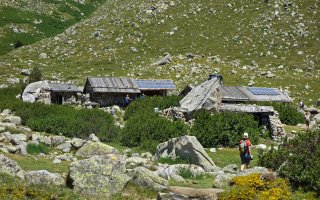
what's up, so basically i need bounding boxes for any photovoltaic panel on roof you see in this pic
[135,80,175,89]
[247,87,279,96]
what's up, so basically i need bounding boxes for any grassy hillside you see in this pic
[0,0,106,55]
[0,0,319,104]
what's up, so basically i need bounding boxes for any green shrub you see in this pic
[258,129,320,195]
[256,102,304,125]
[120,110,188,153]
[0,87,119,142]
[26,143,49,155]
[190,110,260,147]
[28,66,42,83]
[124,95,182,120]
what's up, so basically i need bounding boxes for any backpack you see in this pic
[239,140,248,154]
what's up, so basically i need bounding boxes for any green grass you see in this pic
[0,1,106,55]
[283,125,304,133]
[3,153,69,174]
[26,143,50,155]
[169,174,215,189]
[207,148,259,168]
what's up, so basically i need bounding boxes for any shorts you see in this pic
[241,155,251,165]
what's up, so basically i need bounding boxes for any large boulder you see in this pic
[3,116,22,125]
[0,154,24,179]
[22,81,50,103]
[154,136,217,172]
[51,136,66,146]
[75,141,118,157]
[68,155,130,196]
[25,170,64,186]
[129,167,168,191]
[158,186,225,200]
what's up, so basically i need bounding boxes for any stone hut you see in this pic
[83,77,140,107]
[47,83,82,104]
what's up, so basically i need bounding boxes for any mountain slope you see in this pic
[0,0,319,103]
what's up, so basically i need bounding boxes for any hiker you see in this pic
[239,132,252,171]
[305,111,311,129]
[124,94,132,106]
[298,99,304,109]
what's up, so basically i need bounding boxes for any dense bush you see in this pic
[190,110,260,147]
[121,95,186,153]
[258,129,320,195]
[0,87,118,142]
[256,102,304,125]
[124,95,181,120]
[29,66,42,83]
[27,143,49,155]
[120,111,187,153]
[219,173,312,200]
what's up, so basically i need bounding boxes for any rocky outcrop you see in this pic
[154,136,217,172]
[129,167,168,191]
[179,77,221,113]
[0,154,24,179]
[75,141,119,157]
[25,170,64,186]
[68,155,130,196]
[213,167,272,188]
[158,186,224,200]
[22,81,50,103]
[157,164,205,180]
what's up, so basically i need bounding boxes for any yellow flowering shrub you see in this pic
[219,173,293,200]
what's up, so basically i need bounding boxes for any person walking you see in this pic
[305,111,311,129]
[239,132,252,171]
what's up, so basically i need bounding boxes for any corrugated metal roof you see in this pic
[48,83,81,92]
[135,79,176,90]
[87,77,141,93]
[221,86,292,103]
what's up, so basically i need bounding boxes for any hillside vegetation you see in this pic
[0,0,106,55]
[0,0,319,103]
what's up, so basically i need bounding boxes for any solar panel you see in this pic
[135,80,175,89]
[247,87,279,96]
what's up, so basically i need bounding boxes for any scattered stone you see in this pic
[157,164,205,180]
[210,148,216,153]
[88,133,100,142]
[155,53,172,66]
[129,167,168,191]
[68,155,130,196]
[53,158,62,164]
[126,157,149,169]
[21,69,30,76]
[51,136,66,146]
[39,53,48,59]
[155,136,217,172]
[75,141,118,157]
[0,154,24,179]
[3,116,22,125]
[71,138,85,148]
[158,186,224,200]
[56,142,72,150]
[213,173,236,188]
[223,164,238,174]
[39,136,51,146]
[141,152,153,160]
[6,78,20,85]
[25,170,64,186]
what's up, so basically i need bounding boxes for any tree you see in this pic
[29,66,42,83]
